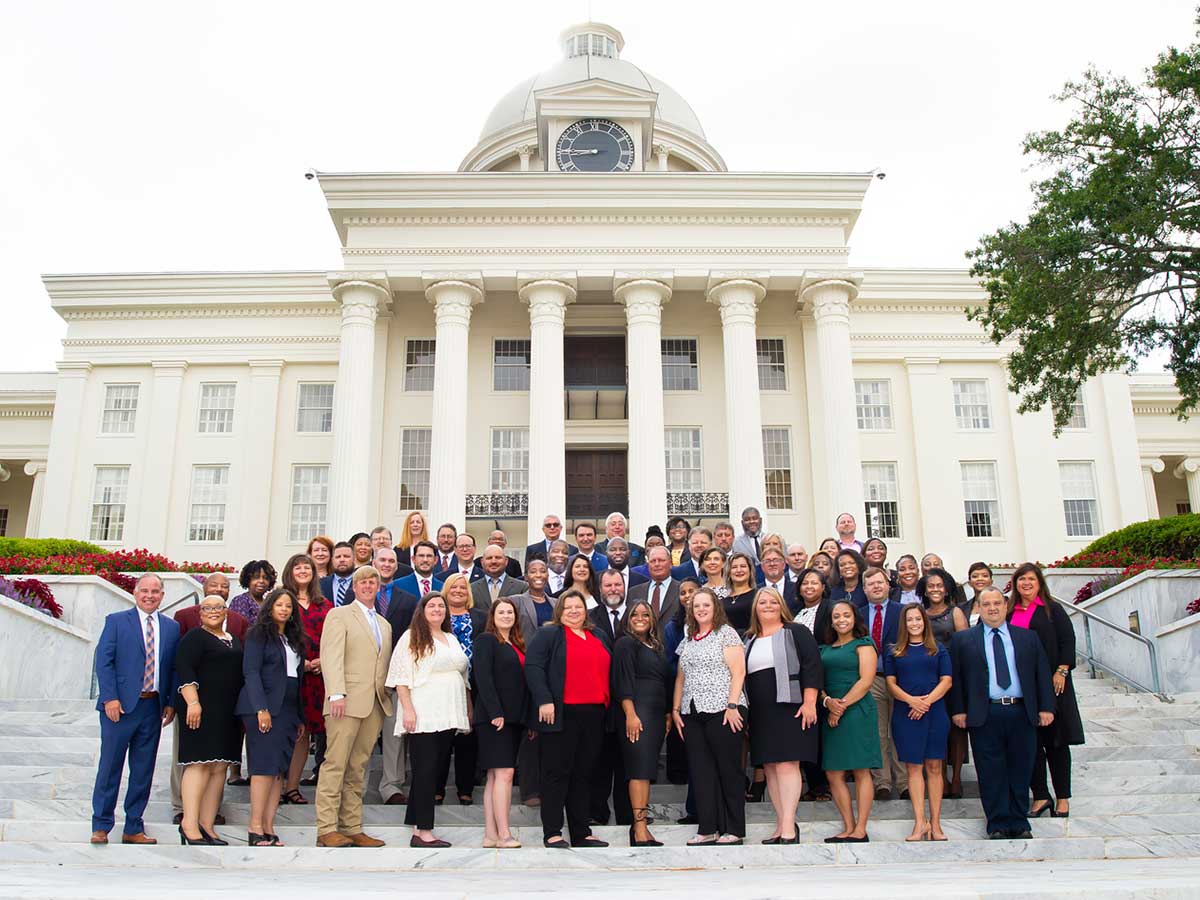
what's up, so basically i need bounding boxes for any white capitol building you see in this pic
[2,21,1198,567]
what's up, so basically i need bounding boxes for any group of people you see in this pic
[89,507,1085,849]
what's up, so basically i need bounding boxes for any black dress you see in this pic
[174,629,244,766]
[723,590,755,636]
[744,624,822,766]
[472,633,528,770]
[611,636,670,780]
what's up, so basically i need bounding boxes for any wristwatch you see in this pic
[726,703,739,710]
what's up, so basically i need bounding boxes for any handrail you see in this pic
[161,589,200,614]
[1060,597,1173,702]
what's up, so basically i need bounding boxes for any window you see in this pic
[1065,386,1088,429]
[855,380,893,430]
[756,338,787,390]
[197,383,236,434]
[1177,501,1192,516]
[862,463,901,539]
[296,383,334,433]
[100,384,139,434]
[399,428,433,509]
[90,466,130,542]
[1060,462,1100,537]
[493,339,531,391]
[491,428,529,493]
[404,339,436,391]
[953,380,992,429]
[961,462,1001,538]
[664,428,703,491]
[762,427,793,509]
[662,338,698,391]
[188,465,229,542]
[288,465,329,542]
[0,508,7,537]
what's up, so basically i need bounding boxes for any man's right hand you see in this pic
[951,714,967,729]
[330,698,347,719]
[104,700,123,723]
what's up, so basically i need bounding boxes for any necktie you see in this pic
[142,614,156,692]
[489,579,501,602]
[442,554,451,571]
[611,609,620,633]
[871,604,883,655]
[421,578,431,595]
[651,581,662,617]
[753,535,761,559]
[376,589,390,618]
[367,608,382,650]
[336,578,349,606]
[992,628,1012,689]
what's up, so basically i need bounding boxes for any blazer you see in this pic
[395,571,444,599]
[470,574,528,615]
[524,624,613,732]
[1009,601,1085,745]
[574,550,610,573]
[857,598,902,654]
[94,608,181,717]
[589,603,627,643]
[948,623,1055,728]
[319,602,394,719]
[626,578,681,627]
[523,540,577,570]
[174,604,249,640]
[757,576,798,611]
[510,590,555,647]
[234,632,304,717]
[596,539,646,569]
[439,562,485,582]
[743,622,823,705]
[476,555,522,579]
[471,632,528,727]
[382,587,421,649]
[670,559,704,583]
[320,573,357,606]
[796,598,834,646]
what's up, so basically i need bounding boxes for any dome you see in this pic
[478,23,707,142]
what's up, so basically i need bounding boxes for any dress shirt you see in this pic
[865,601,887,673]
[984,622,1023,700]
[548,570,566,594]
[331,573,354,606]
[486,574,507,597]
[603,602,626,633]
[282,638,301,677]
[610,566,630,593]
[786,569,800,584]
[415,573,436,595]
[138,609,160,691]
[439,553,455,572]
[764,578,787,597]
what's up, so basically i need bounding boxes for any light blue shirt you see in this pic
[983,623,1023,700]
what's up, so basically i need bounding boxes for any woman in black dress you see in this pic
[722,552,757,635]
[613,599,670,847]
[234,588,305,847]
[175,596,244,845]
[473,597,528,849]
[743,587,821,844]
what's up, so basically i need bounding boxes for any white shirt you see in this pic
[548,571,566,593]
[747,635,775,674]
[601,601,626,632]
[764,578,786,596]
[282,638,301,677]
[138,610,160,690]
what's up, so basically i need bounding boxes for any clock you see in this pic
[555,118,635,172]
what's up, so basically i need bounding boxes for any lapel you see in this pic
[348,602,377,653]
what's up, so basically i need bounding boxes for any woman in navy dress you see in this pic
[884,603,952,842]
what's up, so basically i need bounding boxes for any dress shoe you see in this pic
[576,836,609,848]
[121,833,157,845]
[410,835,450,848]
[988,831,1007,840]
[346,832,385,848]
[214,814,226,826]
[172,813,183,825]
[299,774,318,786]
[874,786,893,802]
[90,831,109,845]
[316,832,353,848]
[1029,802,1051,818]
[899,789,911,800]
[200,826,228,846]
[1010,830,1033,839]
[179,826,207,846]
[842,834,869,843]
[543,837,571,849]
[458,794,474,806]
[385,792,408,805]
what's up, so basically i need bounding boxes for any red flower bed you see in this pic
[0,549,234,594]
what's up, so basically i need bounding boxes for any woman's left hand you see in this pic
[797,701,818,730]
[491,716,505,732]
[1053,672,1066,696]
[722,707,743,733]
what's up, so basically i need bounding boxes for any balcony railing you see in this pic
[666,492,730,517]
[564,385,627,420]
[465,493,528,518]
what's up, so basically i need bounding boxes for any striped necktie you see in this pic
[336,578,349,606]
[142,614,156,692]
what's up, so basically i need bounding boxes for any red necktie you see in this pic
[651,582,662,617]
[871,604,883,654]
[421,578,430,595]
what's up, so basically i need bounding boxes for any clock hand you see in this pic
[562,148,600,155]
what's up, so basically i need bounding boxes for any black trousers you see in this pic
[968,703,1037,835]
[1031,728,1072,801]
[683,707,746,837]
[539,704,605,843]
[406,730,454,830]
[517,730,541,800]
[589,730,633,825]
[665,726,689,784]
[435,730,479,798]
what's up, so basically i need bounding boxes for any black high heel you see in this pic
[247,832,270,846]
[1051,808,1070,818]
[199,826,227,846]
[178,825,207,846]
[1029,802,1051,818]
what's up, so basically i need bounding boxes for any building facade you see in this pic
[2,22,1199,568]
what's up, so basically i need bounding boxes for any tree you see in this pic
[967,14,1200,430]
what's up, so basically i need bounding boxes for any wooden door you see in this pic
[566,450,628,519]
[564,336,626,386]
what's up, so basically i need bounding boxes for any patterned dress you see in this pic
[228,591,261,626]
[297,596,332,733]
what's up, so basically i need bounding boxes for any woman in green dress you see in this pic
[818,600,881,843]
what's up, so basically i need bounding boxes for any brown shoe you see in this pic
[90,831,109,845]
[345,832,385,848]
[384,792,408,805]
[121,833,157,845]
[316,832,353,848]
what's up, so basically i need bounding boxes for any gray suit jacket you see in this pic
[626,578,681,627]
[732,533,762,562]
[510,591,556,646]
[470,574,528,614]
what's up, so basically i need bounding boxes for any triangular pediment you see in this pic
[534,77,658,106]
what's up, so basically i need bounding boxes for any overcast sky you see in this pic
[2,0,1196,372]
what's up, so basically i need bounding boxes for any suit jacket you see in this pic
[857,598,902,653]
[319,602,393,719]
[523,540,577,570]
[671,559,704,583]
[575,550,609,573]
[596,539,646,569]
[438,561,484,582]
[94,608,181,717]
[732,532,762,561]
[432,551,461,577]
[470,574,528,615]
[589,603,628,643]
[510,590,555,647]
[797,598,834,646]
[234,632,304,717]
[395,571,444,599]
[382,587,421,649]
[319,573,357,607]
[758,576,798,612]
[471,632,528,727]
[948,623,1055,728]
[608,566,649,593]
[174,604,249,640]
[1010,601,1085,745]
[626,578,681,627]
[476,555,522,579]
[524,624,613,732]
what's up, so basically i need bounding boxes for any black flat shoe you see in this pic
[409,835,451,848]
[299,774,318,786]
[543,837,571,849]
[576,836,609,848]
[824,835,847,843]
[200,826,228,846]
[779,833,800,845]
[458,794,474,806]
[1051,808,1070,818]
[761,835,782,845]
[843,834,869,843]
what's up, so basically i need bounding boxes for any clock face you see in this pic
[555,119,635,172]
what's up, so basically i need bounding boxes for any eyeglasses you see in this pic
[199,606,226,613]
[544,522,561,529]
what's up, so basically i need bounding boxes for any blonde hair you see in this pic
[747,586,795,637]
[440,572,473,609]
[396,511,429,551]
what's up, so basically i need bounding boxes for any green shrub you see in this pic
[0,537,105,558]
[1069,515,1200,563]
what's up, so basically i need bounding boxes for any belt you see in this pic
[139,691,159,699]
[990,696,1022,705]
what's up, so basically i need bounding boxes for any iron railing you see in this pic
[465,493,529,518]
[1060,598,1172,702]
[666,492,730,517]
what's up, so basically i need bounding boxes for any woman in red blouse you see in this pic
[279,554,331,802]
[525,589,613,848]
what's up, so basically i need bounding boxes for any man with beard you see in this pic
[602,537,648,595]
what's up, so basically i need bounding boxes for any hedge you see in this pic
[0,538,105,558]
[1058,515,1200,567]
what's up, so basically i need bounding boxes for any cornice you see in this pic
[63,335,340,347]
[853,302,980,314]
[343,245,850,258]
[850,332,997,342]
[1133,404,1179,416]
[59,305,338,321]
[341,214,852,226]
[0,407,53,419]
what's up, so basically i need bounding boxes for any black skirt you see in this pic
[477,722,523,770]
[746,668,818,766]
[618,685,667,781]
[240,677,301,777]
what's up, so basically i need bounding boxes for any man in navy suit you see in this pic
[524,514,576,571]
[670,527,712,582]
[438,533,484,581]
[950,588,1055,839]
[602,538,648,596]
[572,521,609,572]
[90,574,181,844]
[595,512,645,569]
[395,541,444,599]
[320,542,357,606]
[756,548,798,609]
[858,566,906,800]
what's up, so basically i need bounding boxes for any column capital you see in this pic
[23,460,47,477]
[706,278,766,327]
[800,271,863,322]
[615,278,672,326]
[517,271,578,294]
[1174,457,1200,478]
[425,278,484,329]
[1141,456,1166,474]
[150,359,189,377]
[330,274,390,325]
[519,277,577,326]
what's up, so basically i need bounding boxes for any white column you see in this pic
[1141,457,1165,519]
[39,361,91,538]
[136,360,187,550]
[425,279,484,531]
[615,276,672,537]
[22,460,47,538]
[328,278,389,538]
[238,360,284,557]
[519,276,576,537]
[707,277,767,522]
[1099,373,1153,524]
[800,273,865,529]
[1174,458,1200,513]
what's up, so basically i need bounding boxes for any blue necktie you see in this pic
[336,579,349,606]
[992,628,1011,689]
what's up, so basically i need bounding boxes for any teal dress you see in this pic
[819,636,882,771]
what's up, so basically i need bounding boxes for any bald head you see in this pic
[481,544,509,577]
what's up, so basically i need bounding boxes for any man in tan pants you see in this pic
[863,568,907,799]
[315,566,393,847]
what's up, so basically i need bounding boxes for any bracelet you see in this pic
[187,701,200,707]
[822,696,831,709]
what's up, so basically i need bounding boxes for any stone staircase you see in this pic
[0,674,1198,877]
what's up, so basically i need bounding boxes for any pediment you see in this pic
[534,77,658,122]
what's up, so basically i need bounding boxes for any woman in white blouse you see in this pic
[386,591,471,848]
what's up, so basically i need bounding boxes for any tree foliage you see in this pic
[967,15,1200,429]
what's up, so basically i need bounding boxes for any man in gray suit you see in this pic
[470,544,526,614]
[732,506,765,562]
[626,546,680,626]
